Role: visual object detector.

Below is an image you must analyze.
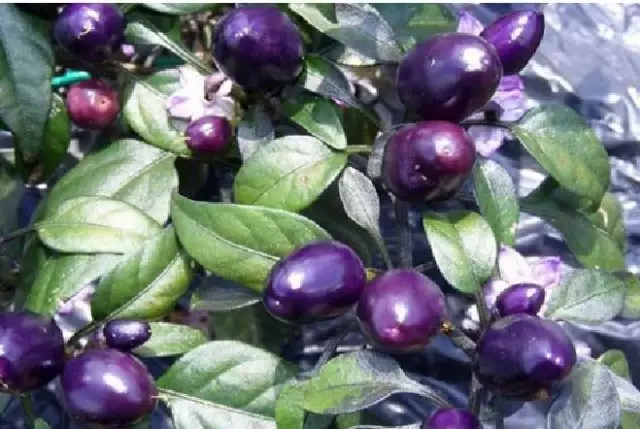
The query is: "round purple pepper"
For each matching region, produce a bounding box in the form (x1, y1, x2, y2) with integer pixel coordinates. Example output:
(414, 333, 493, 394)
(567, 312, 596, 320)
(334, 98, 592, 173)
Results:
(103, 319, 151, 352)
(382, 121, 476, 202)
(212, 6, 304, 92)
(61, 349, 157, 425)
(185, 115, 232, 154)
(54, 4, 125, 62)
(396, 33, 502, 122)
(473, 314, 576, 399)
(263, 240, 366, 323)
(481, 10, 545, 76)
(65, 79, 120, 130)
(495, 283, 545, 317)
(356, 269, 447, 353)
(422, 408, 481, 429)
(0, 311, 65, 393)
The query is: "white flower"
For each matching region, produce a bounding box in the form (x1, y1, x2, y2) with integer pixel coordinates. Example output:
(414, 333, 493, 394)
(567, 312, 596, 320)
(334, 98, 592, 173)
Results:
(166, 67, 236, 122)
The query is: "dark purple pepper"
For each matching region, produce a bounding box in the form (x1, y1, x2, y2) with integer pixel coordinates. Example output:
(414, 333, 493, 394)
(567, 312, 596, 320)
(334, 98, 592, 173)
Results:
(396, 33, 502, 122)
(212, 6, 304, 92)
(382, 121, 476, 202)
(185, 115, 232, 154)
(65, 79, 120, 129)
(481, 10, 545, 76)
(0, 311, 65, 393)
(356, 269, 447, 353)
(61, 349, 157, 425)
(103, 319, 151, 352)
(54, 4, 125, 62)
(422, 408, 481, 429)
(495, 283, 545, 317)
(263, 240, 366, 323)
(473, 314, 576, 399)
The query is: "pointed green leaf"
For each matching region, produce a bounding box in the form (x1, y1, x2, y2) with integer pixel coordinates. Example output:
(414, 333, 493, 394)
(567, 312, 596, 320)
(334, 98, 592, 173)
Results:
(282, 94, 347, 150)
(134, 322, 207, 357)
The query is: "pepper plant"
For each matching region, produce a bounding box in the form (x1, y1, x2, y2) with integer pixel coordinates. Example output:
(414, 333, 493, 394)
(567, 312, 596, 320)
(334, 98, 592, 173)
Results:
(0, 3, 637, 429)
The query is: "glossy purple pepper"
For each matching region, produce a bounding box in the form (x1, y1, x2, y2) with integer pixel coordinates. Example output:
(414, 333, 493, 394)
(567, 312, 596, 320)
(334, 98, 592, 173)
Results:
(422, 408, 481, 429)
(264, 240, 366, 323)
(0, 311, 65, 393)
(61, 349, 157, 425)
(357, 269, 447, 353)
(396, 33, 502, 122)
(212, 6, 304, 92)
(481, 10, 545, 76)
(473, 314, 576, 399)
(495, 282, 545, 317)
(103, 319, 152, 352)
(54, 4, 125, 62)
(185, 115, 232, 154)
(65, 79, 120, 129)
(382, 121, 476, 202)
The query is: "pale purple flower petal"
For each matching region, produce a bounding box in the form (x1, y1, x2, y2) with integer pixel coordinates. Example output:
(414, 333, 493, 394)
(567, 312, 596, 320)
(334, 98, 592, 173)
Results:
(120, 43, 135, 58)
(468, 126, 511, 157)
(530, 257, 563, 289)
(492, 75, 526, 121)
(54, 285, 95, 341)
(179, 66, 205, 92)
(166, 90, 195, 120)
(457, 10, 484, 36)
(498, 245, 534, 284)
(199, 96, 236, 121)
(483, 277, 511, 310)
(218, 79, 233, 97)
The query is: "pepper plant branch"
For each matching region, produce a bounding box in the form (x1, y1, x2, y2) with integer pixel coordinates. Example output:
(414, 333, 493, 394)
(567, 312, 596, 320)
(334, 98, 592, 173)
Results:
(392, 197, 412, 268)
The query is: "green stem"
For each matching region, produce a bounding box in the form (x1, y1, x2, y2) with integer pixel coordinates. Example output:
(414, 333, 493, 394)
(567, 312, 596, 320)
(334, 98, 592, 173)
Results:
(460, 119, 511, 130)
(495, 400, 505, 429)
(440, 322, 475, 359)
(469, 375, 483, 416)
(51, 70, 92, 89)
(374, 236, 393, 270)
(21, 394, 35, 428)
(345, 145, 372, 155)
(119, 3, 137, 14)
(393, 198, 412, 268)
(413, 261, 436, 272)
(473, 286, 491, 329)
(0, 226, 35, 246)
(67, 321, 99, 348)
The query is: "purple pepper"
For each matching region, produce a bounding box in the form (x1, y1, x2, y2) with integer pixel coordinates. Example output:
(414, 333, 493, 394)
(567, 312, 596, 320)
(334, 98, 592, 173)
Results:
(263, 240, 366, 323)
(185, 115, 232, 154)
(396, 33, 502, 122)
(212, 6, 304, 93)
(382, 121, 476, 203)
(357, 269, 447, 353)
(103, 319, 152, 352)
(495, 282, 546, 317)
(61, 349, 158, 425)
(54, 4, 125, 62)
(65, 79, 120, 130)
(481, 9, 545, 76)
(422, 408, 481, 429)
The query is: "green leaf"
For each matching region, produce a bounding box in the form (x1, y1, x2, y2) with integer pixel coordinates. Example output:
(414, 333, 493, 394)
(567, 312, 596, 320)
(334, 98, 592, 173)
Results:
(123, 69, 193, 156)
(297, 55, 369, 118)
(587, 193, 626, 251)
(275, 383, 334, 429)
(212, 305, 294, 355)
(510, 105, 610, 210)
(234, 136, 347, 212)
(372, 4, 457, 51)
(34, 420, 50, 429)
(618, 272, 640, 319)
(158, 341, 296, 429)
(302, 183, 375, 266)
(141, 4, 220, 15)
(91, 227, 193, 323)
(39, 93, 70, 179)
(191, 276, 261, 312)
(36, 138, 178, 224)
(289, 4, 402, 62)
(20, 139, 178, 315)
(282, 94, 347, 150)
(547, 361, 620, 429)
(521, 198, 625, 271)
(237, 105, 274, 162)
(0, 160, 24, 263)
(125, 11, 210, 73)
(422, 210, 497, 294)
(133, 322, 207, 357)
(36, 196, 162, 254)
(473, 159, 519, 246)
(598, 350, 630, 380)
(0, 5, 54, 158)
(544, 269, 625, 324)
(170, 193, 330, 292)
(302, 350, 449, 415)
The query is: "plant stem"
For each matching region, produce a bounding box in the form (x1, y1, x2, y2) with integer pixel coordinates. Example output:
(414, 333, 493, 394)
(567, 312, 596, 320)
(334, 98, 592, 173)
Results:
(495, 399, 505, 429)
(374, 236, 393, 270)
(0, 226, 35, 246)
(345, 145, 373, 155)
(440, 322, 475, 359)
(67, 321, 99, 348)
(413, 261, 436, 272)
(300, 322, 355, 380)
(393, 197, 412, 268)
(473, 286, 491, 329)
(469, 375, 483, 416)
(119, 3, 137, 14)
(21, 394, 35, 429)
